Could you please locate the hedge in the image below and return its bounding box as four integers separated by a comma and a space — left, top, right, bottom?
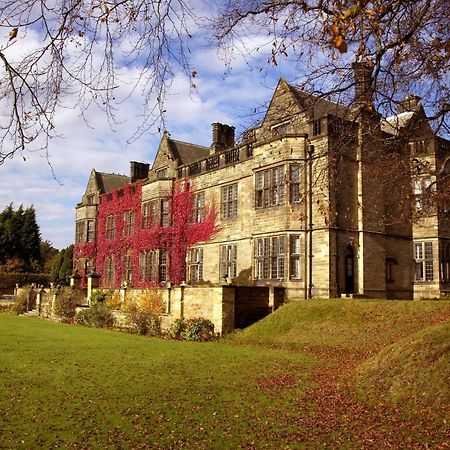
0, 273, 51, 290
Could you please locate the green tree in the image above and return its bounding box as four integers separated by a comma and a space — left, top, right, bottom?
40, 240, 59, 274
0, 204, 41, 272
51, 245, 74, 285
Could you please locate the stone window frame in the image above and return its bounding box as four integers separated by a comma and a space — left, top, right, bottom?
191, 191, 205, 223
412, 176, 433, 212
86, 219, 95, 242
157, 167, 168, 179
385, 257, 397, 283
104, 255, 114, 286
414, 241, 434, 282
440, 241, 450, 283
221, 183, 238, 220
271, 120, 292, 138
290, 235, 302, 280
106, 215, 115, 239
75, 221, 85, 244
312, 119, 321, 136
160, 199, 171, 227
188, 247, 204, 283
140, 250, 158, 282
123, 210, 135, 236
289, 164, 301, 204
255, 165, 285, 209
123, 251, 133, 285
220, 243, 237, 279
254, 235, 286, 280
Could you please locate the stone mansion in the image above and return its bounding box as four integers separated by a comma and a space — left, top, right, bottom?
74, 63, 450, 301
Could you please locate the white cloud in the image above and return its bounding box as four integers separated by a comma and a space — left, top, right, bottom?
0, 8, 299, 250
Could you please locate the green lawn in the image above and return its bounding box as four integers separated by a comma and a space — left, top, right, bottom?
1, 299, 449, 449
0, 315, 314, 449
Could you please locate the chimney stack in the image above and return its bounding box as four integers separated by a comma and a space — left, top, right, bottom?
353, 61, 374, 107
211, 123, 235, 153
130, 161, 150, 183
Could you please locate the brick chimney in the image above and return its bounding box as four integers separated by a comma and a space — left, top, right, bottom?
211, 123, 235, 153
353, 61, 374, 107
130, 161, 149, 183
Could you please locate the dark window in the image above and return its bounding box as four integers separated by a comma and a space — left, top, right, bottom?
415, 242, 434, 281
221, 184, 238, 220
106, 215, 115, 239
123, 252, 133, 285
413, 177, 433, 211
385, 258, 397, 283
441, 243, 450, 282
160, 250, 167, 282
290, 235, 301, 279
256, 166, 285, 208
189, 248, 203, 283
104, 256, 114, 286
123, 211, 135, 236
87, 220, 95, 242
157, 168, 167, 179
272, 121, 292, 137
312, 119, 321, 136
75, 221, 85, 243
255, 236, 285, 280
290, 164, 301, 203
161, 199, 170, 227
140, 251, 158, 282
192, 192, 205, 223
220, 244, 237, 278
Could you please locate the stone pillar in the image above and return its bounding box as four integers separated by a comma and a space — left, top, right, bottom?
70, 273, 82, 289
36, 288, 45, 316
87, 273, 101, 306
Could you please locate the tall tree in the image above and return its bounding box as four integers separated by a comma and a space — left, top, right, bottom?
0, 204, 41, 271
0, 0, 447, 165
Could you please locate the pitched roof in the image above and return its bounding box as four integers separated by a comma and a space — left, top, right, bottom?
290, 85, 350, 119
168, 139, 210, 165
380, 111, 415, 136
95, 172, 130, 193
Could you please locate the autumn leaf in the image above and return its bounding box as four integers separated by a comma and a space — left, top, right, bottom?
331, 34, 348, 53
8, 28, 18, 41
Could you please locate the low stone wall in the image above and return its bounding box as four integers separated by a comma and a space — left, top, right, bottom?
114, 285, 235, 335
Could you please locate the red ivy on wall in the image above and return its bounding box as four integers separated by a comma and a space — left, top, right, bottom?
74, 179, 217, 288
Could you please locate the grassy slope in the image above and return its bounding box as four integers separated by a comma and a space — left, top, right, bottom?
353, 320, 450, 413
229, 299, 450, 352
0, 315, 313, 449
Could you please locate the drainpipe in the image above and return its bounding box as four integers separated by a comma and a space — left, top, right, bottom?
307, 144, 315, 299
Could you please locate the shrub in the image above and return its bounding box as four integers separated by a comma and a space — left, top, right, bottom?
104, 291, 122, 310
13, 286, 36, 314
53, 288, 84, 319
126, 304, 161, 336
0, 303, 14, 313
75, 303, 115, 328
123, 291, 164, 336
169, 318, 216, 341
90, 290, 109, 305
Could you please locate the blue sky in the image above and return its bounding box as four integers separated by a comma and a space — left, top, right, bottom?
0, 14, 300, 250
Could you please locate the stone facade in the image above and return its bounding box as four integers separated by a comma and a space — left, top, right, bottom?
74, 66, 450, 303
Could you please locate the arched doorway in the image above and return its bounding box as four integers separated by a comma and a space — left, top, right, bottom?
344, 245, 355, 294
